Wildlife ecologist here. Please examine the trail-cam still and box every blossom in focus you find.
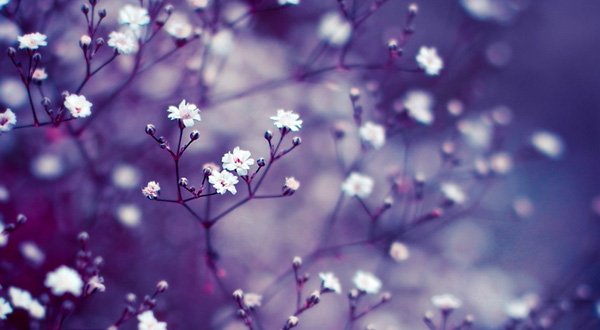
[352,270,382,294]
[431,293,462,311]
[32,68,48,81]
[416,46,443,76]
[64,94,93,118]
[359,121,386,149]
[222,147,254,176]
[318,12,352,46]
[142,181,161,199]
[44,265,84,296]
[402,90,434,125]
[0,108,16,132]
[283,177,300,196]
[341,172,374,198]
[118,5,150,30]
[270,109,302,132]
[138,310,167,330]
[319,272,342,294]
[108,30,138,55]
[167,100,201,127]
[17,32,47,49]
[209,170,239,195]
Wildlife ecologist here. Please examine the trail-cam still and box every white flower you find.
[0,0,11,9]
[318,12,352,46]
[32,68,48,81]
[117,204,142,227]
[352,270,381,294]
[403,90,434,125]
[209,170,239,195]
[489,152,513,174]
[389,242,410,262]
[119,5,150,30]
[457,118,493,149]
[64,94,92,118]
[28,299,45,319]
[359,121,386,149]
[431,293,462,311]
[44,265,84,296]
[416,46,443,76]
[222,147,254,176]
[243,293,262,308]
[0,223,8,247]
[270,109,302,132]
[318,272,341,294]
[9,287,32,309]
[341,172,374,198]
[142,181,160,199]
[188,0,209,9]
[17,32,47,49]
[441,183,466,204]
[86,275,106,295]
[137,310,167,330]
[283,177,300,195]
[165,13,193,39]
[108,30,138,55]
[504,299,530,320]
[0,108,16,132]
[531,130,564,160]
[20,241,45,265]
[0,298,12,319]
[278,0,300,4]
[167,100,201,127]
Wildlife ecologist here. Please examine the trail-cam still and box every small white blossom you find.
[80,34,92,47]
[20,241,45,265]
[118,5,150,30]
[389,242,410,262]
[0,223,8,247]
[403,90,434,125]
[9,287,32,310]
[416,46,443,76]
[209,170,239,195]
[17,32,47,49]
[359,122,386,149]
[504,299,530,320]
[117,204,142,227]
[441,183,466,204]
[458,118,493,149]
[489,152,513,174]
[137,310,167,330]
[431,293,462,311]
[284,177,300,192]
[318,12,352,46]
[44,265,84,296]
[319,272,341,294]
[165,13,193,39]
[531,130,565,160]
[341,172,374,198]
[222,147,254,176]
[86,275,106,295]
[32,68,48,81]
[0,108,16,132]
[0,298,12,319]
[167,100,201,127]
[270,109,302,132]
[353,270,382,294]
[108,30,138,55]
[28,299,45,319]
[64,94,92,118]
[278,0,300,5]
[142,181,160,199]
[188,0,209,9]
[243,293,262,308]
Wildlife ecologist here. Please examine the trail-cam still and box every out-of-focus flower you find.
[504,299,530,320]
[441,183,466,204]
[318,12,352,46]
[117,204,142,227]
[0,0,12,9]
[118,5,150,30]
[489,152,513,174]
[32,68,48,81]
[342,172,374,198]
[222,147,254,176]
[530,130,565,160]
[31,153,63,180]
[9,287,33,309]
[0,223,8,247]
[416,46,443,76]
[283,177,300,196]
[447,99,464,116]
[389,242,410,262]
[112,164,142,189]
[402,90,434,125]
[44,265,84,296]
[431,293,462,311]
[17,32,47,49]
[167,100,201,127]
[0,108,16,132]
[319,272,341,294]
[353,270,382,294]
[188,0,209,10]
[142,181,160,199]
[270,109,302,132]
[20,241,45,265]
[243,293,262,308]
[28,299,45,319]
[458,118,493,149]
[0,297,12,319]
[359,121,386,149]
[137,310,167,330]
[209,170,239,195]
[210,30,234,56]
[108,30,138,55]
[278,0,300,5]
[165,13,193,39]
[64,94,92,118]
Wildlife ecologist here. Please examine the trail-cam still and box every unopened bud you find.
[264,130,273,141]
[284,316,299,329]
[237,309,247,318]
[80,35,92,48]
[145,124,156,135]
[96,38,105,47]
[349,289,359,299]
[388,39,398,51]
[89,0,98,5]
[203,167,212,176]
[256,158,266,167]
[307,290,320,305]
[7,47,16,58]
[94,256,104,267]
[156,280,168,292]
[164,4,174,14]
[349,87,361,101]
[78,232,89,242]
[81,4,90,14]
[98,9,107,18]
[292,256,302,269]
[408,3,418,14]
[16,214,27,224]
[32,53,42,62]
[125,293,136,304]
[179,177,189,186]
[190,130,200,141]
[292,137,301,146]
[382,197,393,209]
[380,292,391,302]
[232,289,244,302]
[62,300,75,312]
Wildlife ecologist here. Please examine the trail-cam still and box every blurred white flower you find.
[20,241,45,265]
[0,0,11,9]
[210,30,234,56]
[0,108,16,132]
[0,185,8,202]
[359,121,386,149]
[86,275,106,295]
[431,293,462,311]
[278,0,300,5]
[32,68,48,81]
[447,99,464,116]
[243,293,262,308]
[142,181,160,199]
[319,272,341,294]
[118,5,150,30]
[270,109,302,132]
[64,94,92,118]
[458,118,493,149]
[389,242,410,262]
[17,32,47,49]
[9,287,33,309]
[117,204,142,227]
[0,223,7,247]
[416,46,443,76]
[167,99,201,127]
[318,12,352,46]
[530,130,564,160]
[283,177,300,195]
[209,170,239,195]
[44,265,84,296]
[165,13,193,39]
[0,297,12,319]
[342,172,374,198]
[138,310,167,330]
[403,90,434,125]
[222,146,254,176]
[108,30,138,55]
[31,153,63,180]
[112,164,141,189]
[28,299,45,319]
[188,0,210,9]
[441,183,466,204]
[504,299,530,320]
[489,152,513,174]
[353,270,382,294]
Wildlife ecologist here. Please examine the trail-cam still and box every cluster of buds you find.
[75,232,106,297]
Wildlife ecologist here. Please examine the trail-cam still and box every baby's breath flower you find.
[28,299,45,319]
[416,46,443,76]
[359,121,386,149]
[0,108,17,132]
[222,147,254,176]
[17,32,47,49]
[489,152,513,174]
[270,109,303,132]
[318,272,341,294]
[209,170,239,195]
[278,0,300,5]
[167,100,201,127]
[0,297,12,319]
[188,0,210,9]
[243,293,262,308]
[44,265,84,296]
[165,13,193,39]
[504,298,531,320]
[283,177,300,196]
[389,241,410,262]
[32,68,48,81]
[431,293,462,311]
[137,310,167,330]
[0,0,11,9]
[64,94,92,118]
[531,130,565,159]
[341,172,374,198]
[86,275,106,295]
[142,181,161,199]
[441,182,466,205]
[118,5,150,30]
[353,270,382,294]
[9,287,32,309]
[403,90,434,125]
[108,30,137,55]
[318,12,352,46]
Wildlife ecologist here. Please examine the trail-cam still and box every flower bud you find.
[292,256,302,269]
[264,130,273,141]
[380,292,392,302]
[292,137,301,146]
[78,232,89,242]
[190,130,200,141]
[232,289,244,303]
[256,158,266,167]
[98,9,107,18]
[179,177,189,186]
[80,35,92,48]
[32,53,42,62]
[307,290,320,305]
[125,293,136,304]
[7,47,16,58]
[156,280,169,293]
[284,316,299,329]
[145,124,156,135]
[349,87,361,101]
[89,0,98,5]
[96,38,105,47]
[81,4,90,14]
[164,4,174,14]
[16,214,27,225]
